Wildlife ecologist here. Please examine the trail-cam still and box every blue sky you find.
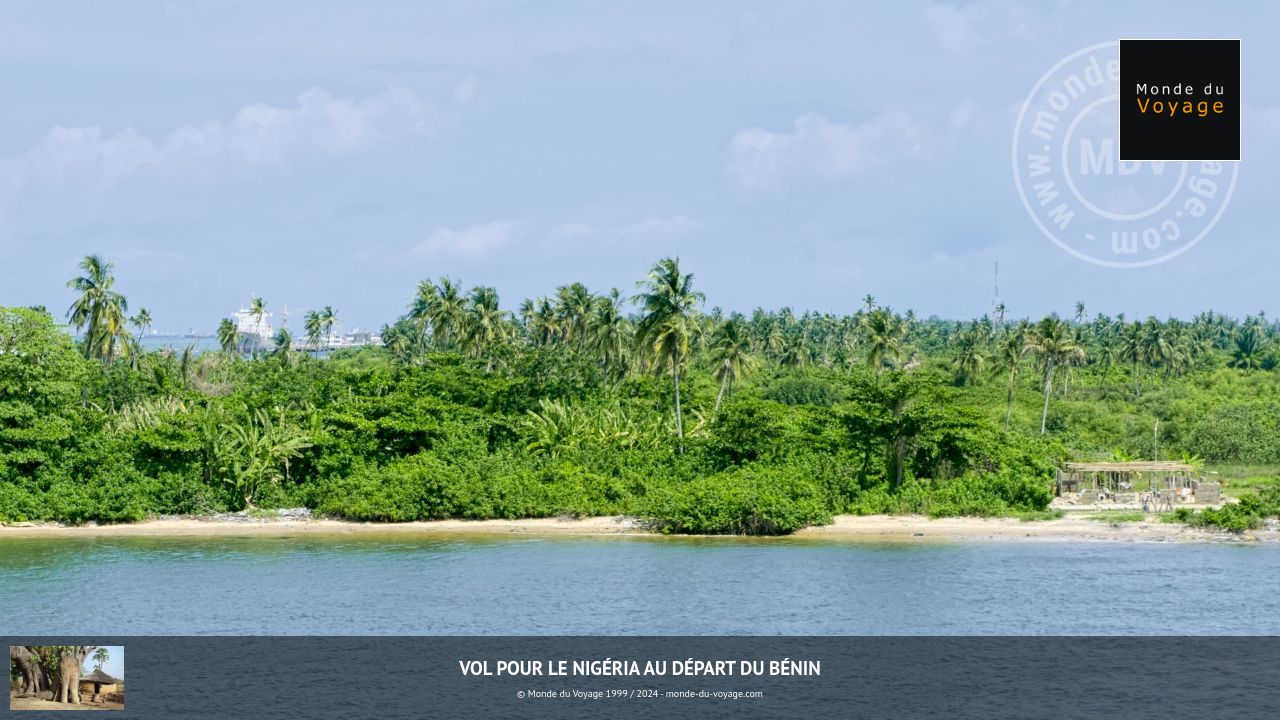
[82,646,124,680]
[0,1,1277,333]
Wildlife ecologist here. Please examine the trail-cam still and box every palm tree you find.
[408,279,437,345]
[217,318,240,354]
[588,289,629,379]
[303,310,324,351]
[431,278,466,348]
[1119,321,1149,395]
[859,307,905,382]
[709,318,756,413]
[555,282,595,346]
[248,297,267,353]
[633,257,704,447]
[66,254,132,362]
[130,307,153,337]
[997,322,1029,430]
[462,286,511,370]
[952,329,988,385]
[1228,324,1270,370]
[1025,316,1084,434]
[320,306,338,348]
[91,648,109,672]
[271,328,296,366]
[381,323,411,358]
[526,297,559,346]
[1094,321,1120,388]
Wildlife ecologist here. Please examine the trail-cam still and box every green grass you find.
[1203,465,1280,498]
[1084,511,1149,523]
[1011,510,1064,522]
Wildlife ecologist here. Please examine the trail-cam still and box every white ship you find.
[233,300,274,347]
[227,298,381,351]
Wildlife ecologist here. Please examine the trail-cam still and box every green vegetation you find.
[5,255,1280,534]
[1171,489,1280,533]
[1085,511,1149,523]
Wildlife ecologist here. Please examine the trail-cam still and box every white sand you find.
[1,513,1271,542]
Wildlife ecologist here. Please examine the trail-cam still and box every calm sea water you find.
[1,536,1277,635]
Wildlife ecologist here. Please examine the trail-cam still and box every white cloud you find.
[548,214,699,244]
[926,1,1042,55]
[4,86,442,193]
[405,221,516,260]
[927,3,983,55]
[726,111,927,191]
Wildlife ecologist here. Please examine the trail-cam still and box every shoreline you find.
[0,513,1272,543]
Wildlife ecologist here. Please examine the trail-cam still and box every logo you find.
[1012,41,1238,268]
[1119,39,1240,161]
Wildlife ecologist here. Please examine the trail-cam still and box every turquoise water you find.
[1,535,1277,635]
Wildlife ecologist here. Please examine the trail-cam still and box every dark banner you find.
[6,637,1279,719]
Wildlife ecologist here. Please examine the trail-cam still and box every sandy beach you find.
[0,513,1273,543]
[9,693,122,711]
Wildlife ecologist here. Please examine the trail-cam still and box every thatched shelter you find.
[78,668,121,700]
[1056,461,1218,507]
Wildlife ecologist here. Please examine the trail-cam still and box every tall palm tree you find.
[859,307,906,382]
[130,307,153,337]
[952,329,988,385]
[248,297,267,353]
[709,318,756,413]
[555,282,595,346]
[408,279,437,345]
[303,310,324,351]
[217,318,240,354]
[462,286,511,370]
[633,257,704,447]
[997,322,1029,430]
[588,289,629,379]
[1119,321,1149,395]
[431,278,466,348]
[66,254,131,362]
[320,306,338,348]
[1025,316,1084,434]
[525,297,559,346]
[1094,320,1120,388]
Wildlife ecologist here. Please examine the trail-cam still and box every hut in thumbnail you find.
[78,668,122,700]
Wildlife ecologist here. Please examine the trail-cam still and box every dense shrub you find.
[848,471,1053,518]
[762,376,847,407]
[1173,488,1280,532]
[644,465,832,535]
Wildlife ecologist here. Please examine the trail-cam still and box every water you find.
[137,336,221,353]
[1,535,1277,635]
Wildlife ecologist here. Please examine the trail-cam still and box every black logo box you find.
[1119,39,1240,161]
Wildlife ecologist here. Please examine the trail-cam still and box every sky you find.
[82,646,125,680]
[0,1,1277,334]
